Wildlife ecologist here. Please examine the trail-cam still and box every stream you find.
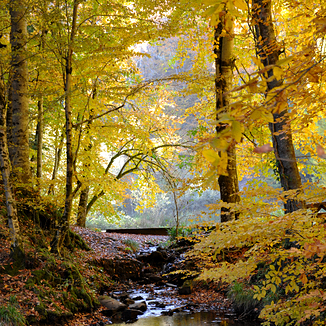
[110,288,261,326]
[113,311,261,326]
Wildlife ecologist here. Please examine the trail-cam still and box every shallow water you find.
[113,311,261,325]
[111,288,261,326]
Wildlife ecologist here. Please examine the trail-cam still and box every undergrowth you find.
[0,296,26,326]
[186,184,326,325]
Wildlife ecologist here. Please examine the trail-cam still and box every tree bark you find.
[76,85,95,227]
[252,0,303,213]
[10,0,31,185]
[0,78,24,261]
[214,13,240,222]
[76,186,89,227]
[50,0,79,255]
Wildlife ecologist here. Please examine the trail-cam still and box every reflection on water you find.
[113,311,261,326]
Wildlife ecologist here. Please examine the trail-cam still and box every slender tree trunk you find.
[36,98,43,181]
[76,86,95,227]
[6,78,13,163]
[0,80,24,261]
[36,31,45,187]
[50,0,79,255]
[76,186,89,227]
[214,12,240,222]
[252,0,303,213]
[10,0,31,185]
[86,190,104,216]
[48,131,64,195]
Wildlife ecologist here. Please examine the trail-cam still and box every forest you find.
[0,0,326,324]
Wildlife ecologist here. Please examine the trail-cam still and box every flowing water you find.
[111,289,261,326]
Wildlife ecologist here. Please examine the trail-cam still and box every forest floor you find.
[0,223,231,326]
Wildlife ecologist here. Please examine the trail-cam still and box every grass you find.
[0,296,26,326]
[122,239,140,253]
[227,281,261,320]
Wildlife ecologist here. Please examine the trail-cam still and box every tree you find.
[251,0,303,213]
[50,0,79,255]
[9,0,31,185]
[214,4,240,222]
[0,71,24,261]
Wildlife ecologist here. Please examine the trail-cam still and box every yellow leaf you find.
[252,56,263,69]
[234,0,247,11]
[307,72,320,83]
[202,149,220,163]
[273,66,283,80]
[225,14,234,32]
[231,120,242,143]
[218,113,234,123]
[218,151,228,175]
[263,111,274,123]
[275,56,293,66]
[248,79,259,93]
[275,101,287,113]
[270,284,276,293]
[210,13,220,26]
[211,137,229,151]
[250,109,262,121]
[202,0,221,5]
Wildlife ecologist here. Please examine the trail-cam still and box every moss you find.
[35,301,47,317]
[64,229,91,251]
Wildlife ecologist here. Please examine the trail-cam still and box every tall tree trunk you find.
[50,0,79,255]
[10,0,31,185]
[0,79,24,261]
[76,86,95,227]
[36,31,45,187]
[252,0,303,213]
[214,12,240,222]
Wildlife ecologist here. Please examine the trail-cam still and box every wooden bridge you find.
[106,227,171,236]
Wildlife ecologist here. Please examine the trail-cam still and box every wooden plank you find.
[306,202,326,212]
[106,228,171,236]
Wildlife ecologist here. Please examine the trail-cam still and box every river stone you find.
[98,295,127,312]
[123,298,135,305]
[148,273,163,282]
[129,301,147,312]
[121,309,143,321]
[137,251,167,267]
